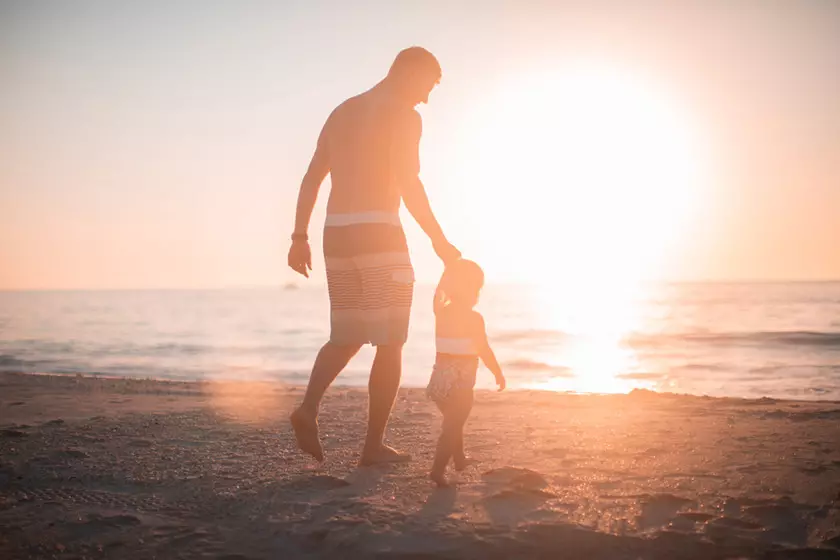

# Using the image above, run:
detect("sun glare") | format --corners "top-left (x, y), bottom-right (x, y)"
top-left (453, 59), bottom-right (710, 393)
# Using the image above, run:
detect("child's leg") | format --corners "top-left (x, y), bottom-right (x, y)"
top-left (452, 391), bottom-right (475, 470)
top-left (430, 410), bottom-right (457, 486)
top-left (452, 430), bottom-right (465, 465)
top-left (430, 390), bottom-right (473, 487)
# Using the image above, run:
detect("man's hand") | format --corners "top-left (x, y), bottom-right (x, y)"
top-left (288, 239), bottom-right (312, 278)
top-left (495, 373), bottom-right (506, 392)
top-left (433, 239), bottom-right (461, 265)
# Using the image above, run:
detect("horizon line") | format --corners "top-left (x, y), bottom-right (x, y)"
top-left (2, 278), bottom-right (840, 293)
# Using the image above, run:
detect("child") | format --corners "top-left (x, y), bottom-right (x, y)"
top-left (426, 259), bottom-right (505, 487)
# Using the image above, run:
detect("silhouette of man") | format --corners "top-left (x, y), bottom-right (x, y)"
top-left (288, 47), bottom-right (460, 465)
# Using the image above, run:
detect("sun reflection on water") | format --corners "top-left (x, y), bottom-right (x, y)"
top-left (524, 280), bottom-right (658, 394)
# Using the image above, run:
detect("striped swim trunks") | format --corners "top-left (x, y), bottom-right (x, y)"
top-left (323, 212), bottom-right (414, 346)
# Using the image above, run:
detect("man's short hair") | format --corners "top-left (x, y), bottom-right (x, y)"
top-left (388, 47), bottom-right (442, 81)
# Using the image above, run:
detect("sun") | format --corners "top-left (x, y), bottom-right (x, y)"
top-left (447, 58), bottom-right (711, 392)
top-left (450, 58), bottom-right (709, 290)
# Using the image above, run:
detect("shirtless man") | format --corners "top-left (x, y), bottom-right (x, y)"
top-left (287, 47), bottom-right (460, 465)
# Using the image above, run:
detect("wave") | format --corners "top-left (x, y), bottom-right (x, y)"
top-left (1, 341), bottom-right (305, 358)
top-left (0, 354), bottom-right (315, 382)
top-left (615, 372), bottom-right (663, 380)
top-left (0, 354), bottom-right (28, 367)
top-left (503, 359), bottom-right (573, 377)
top-left (493, 329), bottom-right (569, 343)
top-left (627, 331), bottom-right (840, 348)
top-left (494, 328), bottom-right (840, 349)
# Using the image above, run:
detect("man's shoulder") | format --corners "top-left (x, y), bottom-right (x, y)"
top-left (321, 96), bottom-right (362, 137)
top-left (329, 92), bottom-right (421, 136)
top-left (329, 96), bottom-right (359, 120)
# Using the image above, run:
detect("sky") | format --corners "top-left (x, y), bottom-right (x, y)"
top-left (1, 0), bottom-right (839, 290)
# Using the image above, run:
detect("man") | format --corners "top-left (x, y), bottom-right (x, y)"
top-left (287, 47), bottom-right (460, 465)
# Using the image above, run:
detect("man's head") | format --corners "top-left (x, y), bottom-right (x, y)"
top-left (386, 47), bottom-right (441, 106)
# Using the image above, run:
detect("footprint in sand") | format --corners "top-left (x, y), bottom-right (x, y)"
top-left (482, 467), bottom-right (550, 490)
top-left (702, 515), bottom-right (776, 546)
top-left (478, 467), bottom-right (558, 525)
top-left (83, 513), bottom-right (142, 528)
top-left (479, 489), bottom-right (556, 526)
top-left (636, 494), bottom-right (695, 530)
top-left (282, 474), bottom-right (350, 493)
top-left (57, 448), bottom-right (90, 459)
top-left (744, 504), bottom-right (797, 527)
top-left (1, 428), bottom-right (28, 438)
top-left (744, 504), bottom-right (809, 546)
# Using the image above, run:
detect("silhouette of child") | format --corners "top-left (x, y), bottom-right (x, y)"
top-left (427, 259), bottom-right (505, 487)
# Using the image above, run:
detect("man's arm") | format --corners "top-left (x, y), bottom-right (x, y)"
top-left (402, 176), bottom-right (447, 245)
top-left (292, 122), bottom-right (331, 236)
top-left (394, 111), bottom-right (459, 263)
top-left (288, 119), bottom-right (330, 278)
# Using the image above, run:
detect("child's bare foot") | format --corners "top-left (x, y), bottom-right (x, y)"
top-left (454, 457), bottom-right (478, 472)
top-left (430, 471), bottom-right (450, 488)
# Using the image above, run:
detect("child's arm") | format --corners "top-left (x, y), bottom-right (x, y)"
top-left (473, 313), bottom-right (506, 391)
top-left (433, 284), bottom-right (445, 315)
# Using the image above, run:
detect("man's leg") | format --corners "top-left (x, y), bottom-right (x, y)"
top-left (360, 343), bottom-right (410, 465)
top-left (291, 341), bottom-right (361, 461)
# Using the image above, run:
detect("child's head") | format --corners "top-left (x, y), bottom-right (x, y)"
top-left (438, 259), bottom-right (484, 309)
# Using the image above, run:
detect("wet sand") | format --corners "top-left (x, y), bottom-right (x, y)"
top-left (1, 372), bottom-right (839, 559)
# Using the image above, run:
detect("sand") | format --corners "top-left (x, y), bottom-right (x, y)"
top-left (1, 372), bottom-right (839, 559)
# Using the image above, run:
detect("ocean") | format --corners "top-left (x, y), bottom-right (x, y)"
top-left (1, 282), bottom-right (839, 400)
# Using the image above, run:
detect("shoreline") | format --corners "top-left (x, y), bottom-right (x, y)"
top-left (1, 371), bottom-right (839, 558)
top-left (4, 370), bottom-right (840, 405)
top-left (6, 370), bottom-right (840, 405)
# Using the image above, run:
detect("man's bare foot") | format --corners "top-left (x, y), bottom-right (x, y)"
top-left (430, 471), bottom-right (450, 488)
top-left (290, 407), bottom-right (324, 462)
top-left (359, 444), bottom-right (412, 466)
top-left (454, 457), bottom-right (478, 472)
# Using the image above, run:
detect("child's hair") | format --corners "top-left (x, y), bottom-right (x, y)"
top-left (435, 259), bottom-right (485, 313)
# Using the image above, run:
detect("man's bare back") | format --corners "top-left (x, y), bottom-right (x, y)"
top-left (321, 91), bottom-right (422, 217)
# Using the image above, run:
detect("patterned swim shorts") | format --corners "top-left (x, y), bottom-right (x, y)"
top-left (426, 356), bottom-right (479, 404)
top-left (323, 213), bottom-right (414, 346)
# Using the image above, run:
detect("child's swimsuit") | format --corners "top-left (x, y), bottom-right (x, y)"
top-left (426, 337), bottom-right (479, 404)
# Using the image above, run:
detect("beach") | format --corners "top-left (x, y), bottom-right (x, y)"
top-left (1, 372), bottom-right (839, 559)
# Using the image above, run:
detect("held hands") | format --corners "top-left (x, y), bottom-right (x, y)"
top-left (433, 238), bottom-right (461, 265)
top-left (287, 239), bottom-right (312, 278)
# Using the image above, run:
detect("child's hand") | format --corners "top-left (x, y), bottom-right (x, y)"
top-left (495, 374), bottom-right (506, 392)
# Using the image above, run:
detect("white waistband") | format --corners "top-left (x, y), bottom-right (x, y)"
top-left (436, 337), bottom-right (476, 356)
top-left (325, 212), bottom-right (401, 227)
